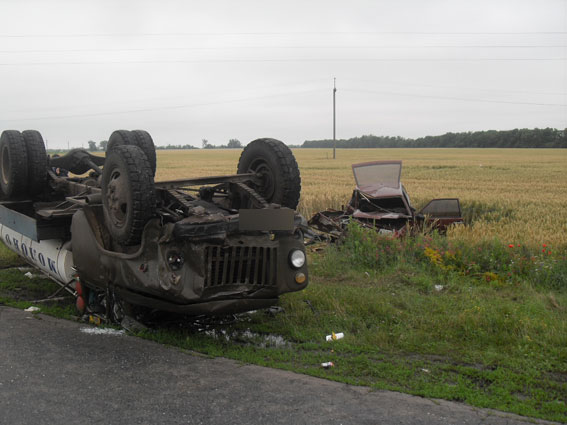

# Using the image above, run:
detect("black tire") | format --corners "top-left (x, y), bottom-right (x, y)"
top-left (237, 138), bottom-right (301, 209)
top-left (107, 129), bottom-right (156, 176)
top-left (106, 129), bottom-right (135, 153)
top-left (130, 130), bottom-right (156, 176)
top-left (22, 130), bottom-right (48, 196)
top-left (102, 145), bottom-right (156, 246)
top-left (0, 130), bottom-right (28, 198)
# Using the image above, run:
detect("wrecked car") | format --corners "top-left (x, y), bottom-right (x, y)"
top-left (0, 129), bottom-right (308, 319)
top-left (309, 160), bottom-right (462, 239)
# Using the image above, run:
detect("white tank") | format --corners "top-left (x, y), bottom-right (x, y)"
top-left (0, 225), bottom-right (75, 283)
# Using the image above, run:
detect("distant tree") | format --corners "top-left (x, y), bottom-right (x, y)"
top-left (99, 140), bottom-right (108, 151)
top-left (227, 138), bottom-right (242, 149)
top-left (202, 138), bottom-right (214, 149)
top-left (87, 140), bottom-right (98, 151)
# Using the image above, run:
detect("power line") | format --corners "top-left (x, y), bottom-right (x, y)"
top-left (0, 88), bottom-right (326, 123)
top-left (0, 31), bottom-right (566, 38)
top-left (0, 77), bottom-right (329, 115)
top-left (340, 77), bottom-right (567, 97)
top-left (0, 58), bottom-right (564, 66)
top-left (1, 45), bottom-right (565, 54)
top-left (343, 88), bottom-right (567, 107)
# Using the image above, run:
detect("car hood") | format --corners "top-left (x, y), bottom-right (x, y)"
top-left (352, 160), bottom-right (403, 198)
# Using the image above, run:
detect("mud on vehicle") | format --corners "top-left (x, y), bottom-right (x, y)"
top-left (0, 129), bottom-right (308, 319)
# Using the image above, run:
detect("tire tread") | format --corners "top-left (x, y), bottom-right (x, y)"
top-left (102, 145), bottom-right (156, 245)
top-left (22, 130), bottom-right (47, 196)
top-left (0, 130), bottom-right (28, 198)
top-left (237, 138), bottom-right (301, 209)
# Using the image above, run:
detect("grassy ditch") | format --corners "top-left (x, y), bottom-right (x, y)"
top-left (0, 230), bottom-right (566, 422)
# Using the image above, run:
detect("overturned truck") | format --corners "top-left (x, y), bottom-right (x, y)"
top-left (0, 129), bottom-right (308, 317)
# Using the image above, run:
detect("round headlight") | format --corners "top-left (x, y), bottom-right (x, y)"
top-left (289, 249), bottom-right (306, 269)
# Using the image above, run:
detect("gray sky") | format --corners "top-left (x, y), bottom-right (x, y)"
top-left (0, 0), bottom-right (565, 148)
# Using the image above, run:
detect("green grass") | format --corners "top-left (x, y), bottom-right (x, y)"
top-left (0, 243), bottom-right (76, 318)
top-left (0, 242), bottom-right (25, 269)
top-left (0, 232), bottom-right (566, 423)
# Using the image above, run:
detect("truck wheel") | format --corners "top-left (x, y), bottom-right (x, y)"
top-left (130, 130), bottom-right (156, 176)
top-left (237, 138), bottom-right (301, 209)
top-left (107, 129), bottom-right (156, 176)
top-left (102, 145), bottom-right (156, 246)
top-left (0, 130), bottom-right (28, 198)
top-left (22, 130), bottom-right (48, 196)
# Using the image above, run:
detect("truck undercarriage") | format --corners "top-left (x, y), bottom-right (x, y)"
top-left (0, 130), bottom-right (308, 320)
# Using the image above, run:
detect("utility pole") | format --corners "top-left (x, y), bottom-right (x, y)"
top-left (333, 77), bottom-right (337, 159)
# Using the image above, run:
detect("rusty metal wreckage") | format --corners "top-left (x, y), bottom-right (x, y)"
top-left (308, 161), bottom-right (463, 240)
top-left (0, 129), bottom-right (461, 325)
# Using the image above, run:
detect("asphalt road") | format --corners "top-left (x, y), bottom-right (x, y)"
top-left (0, 306), bottom-right (558, 425)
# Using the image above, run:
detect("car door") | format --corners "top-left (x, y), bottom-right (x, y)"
top-left (418, 198), bottom-right (463, 232)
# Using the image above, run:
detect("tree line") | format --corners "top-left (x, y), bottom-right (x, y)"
top-left (302, 128), bottom-right (567, 149)
top-left (86, 138), bottom-right (243, 151)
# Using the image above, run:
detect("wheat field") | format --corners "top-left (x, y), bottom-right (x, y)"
top-left (155, 148), bottom-right (567, 248)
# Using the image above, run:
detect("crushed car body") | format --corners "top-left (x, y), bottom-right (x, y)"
top-left (0, 129), bottom-right (308, 318)
top-left (309, 160), bottom-right (463, 239)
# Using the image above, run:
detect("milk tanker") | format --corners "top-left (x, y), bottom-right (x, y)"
top-left (1, 225), bottom-right (74, 284)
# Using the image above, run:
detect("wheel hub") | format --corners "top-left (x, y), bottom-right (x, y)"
top-left (249, 160), bottom-right (275, 200)
top-left (105, 170), bottom-right (128, 227)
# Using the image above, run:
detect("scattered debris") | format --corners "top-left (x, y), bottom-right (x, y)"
top-left (88, 315), bottom-right (103, 326)
top-left (204, 328), bottom-right (290, 348)
top-left (80, 327), bottom-right (125, 336)
top-left (304, 299), bottom-right (318, 315)
top-left (421, 368), bottom-right (431, 373)
top-left (265, 306), bottom-right (285, 316)
top-left (30, 296), bottom-right (69, 303)
top-left (24, 306), bottom-right (40, 313)
top-left (326, 332), bottom-right (344, 342)
top-left (321, 362), bottom-right (335, 369)
top-left (120, 316), bottom-right (147, 333)
top-left (24, 272), bottom-right (33, 279)
top-left (17, 267), bottom-right (33, 273)
top-left (434, 285), bottom-right (444, 292)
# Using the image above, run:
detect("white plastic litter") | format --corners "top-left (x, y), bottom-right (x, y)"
top-left (24, 272), bottom-right (33, 279)
top-left (24, 306), bottom-right (40, 312)
top-left (321, 362), bottom-right (335, 368)
top-left (326, 332), bottom-right (344, 342)
top-left (80, 327), bottom-right (125, 336)
top-left (434, 285), bottom-right (444, 291)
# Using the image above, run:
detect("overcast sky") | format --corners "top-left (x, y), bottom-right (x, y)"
top-left (0, 0), bottom-right (565, 148)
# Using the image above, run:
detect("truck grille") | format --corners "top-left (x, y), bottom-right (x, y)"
top-left (204, 246), bottom-right (278, 288)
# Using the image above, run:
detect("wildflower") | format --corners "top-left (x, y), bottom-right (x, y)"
top-left (543, 244), bottom-right (547, 248)
top-left (548, 251), bottom-right (552, 255)
top-left (508, 244), bottom-right (514, 248)
top-left (517, 244), bottom-right (521, 247)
